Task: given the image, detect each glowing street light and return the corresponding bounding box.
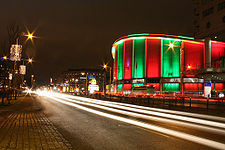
[24,28,38,43]
[3,56,7,60]
[102,63,112,93]
[28,34,33,39]
[28,58,33,63]
[25,33,35,41]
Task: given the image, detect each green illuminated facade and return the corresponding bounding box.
[112,33,225,94]
[132,38,145,79]
[117,42,124,80]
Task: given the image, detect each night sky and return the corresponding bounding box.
[0,0,200,84]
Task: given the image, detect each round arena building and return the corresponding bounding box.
[111,33,225,95]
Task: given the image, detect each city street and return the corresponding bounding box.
[35,91,225,150]
[1,1,225,150]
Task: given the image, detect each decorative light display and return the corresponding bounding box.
[112,34,225,93]
[132,38,145,79]
[10,44,22,61]
[117,41,124,80]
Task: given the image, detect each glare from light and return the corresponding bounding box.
[54,95,225,135]
[169,43,174,48]
[39,94,225,150]
[28,34,33,39]
[24,89,32,94]
[40,91,225,122]
[187,65,191,69]
[28,58,33,63]
[54,93,225,129]
[166,41,176,53]
[3,56,7,60]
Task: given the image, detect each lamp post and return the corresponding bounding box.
[103,64,112,94]
[11,30,36,92]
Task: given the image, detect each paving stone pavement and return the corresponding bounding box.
[0,96,74,150]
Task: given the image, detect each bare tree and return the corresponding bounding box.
[7,22,22,45]
[0,40,8,56]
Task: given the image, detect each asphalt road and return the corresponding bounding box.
[35,91,225,150]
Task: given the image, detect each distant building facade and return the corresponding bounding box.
[193,0,225,38]
[55,69,104,94]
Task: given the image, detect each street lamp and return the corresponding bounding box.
[28,34,33,40]
[28,58,33,63]
[103,64,112,94]
[15,29,37,90]
[3,56,7,60]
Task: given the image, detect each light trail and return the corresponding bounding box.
[51,93,225,129]
[59,93,225,122]
[38,93,225,150]
[53,94,225,135]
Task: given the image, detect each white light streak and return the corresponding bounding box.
[60,93,225,122]
[55,95,225,135]
[53,93,225,129]
[42,95,225,150]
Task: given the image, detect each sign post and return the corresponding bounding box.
[204,82,211,97]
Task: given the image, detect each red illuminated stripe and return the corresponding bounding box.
[123,84,132,91]
[184,83,203,91]
[145,38,147,78]
[123,39,133,79]
[114,45,118,81]
[183,41,204,74]
[211,83,224,90]
[146,38,161,78]
[211,42,225,67]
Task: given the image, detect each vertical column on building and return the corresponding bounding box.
[123,39,133,92]
[117,41,124,93]
[146,38,161,92]
[132,38,145,86]
[161,39,181,92]
[204,37,212,97]
[205,37,211,68]
[113,44,118,93]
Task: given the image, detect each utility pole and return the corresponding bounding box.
[109,67,112,93]
[103,70,106,95]
[85,73,88,95]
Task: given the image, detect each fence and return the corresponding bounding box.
[84,93,225,110]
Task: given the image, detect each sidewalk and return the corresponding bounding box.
[0,95,73,150]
